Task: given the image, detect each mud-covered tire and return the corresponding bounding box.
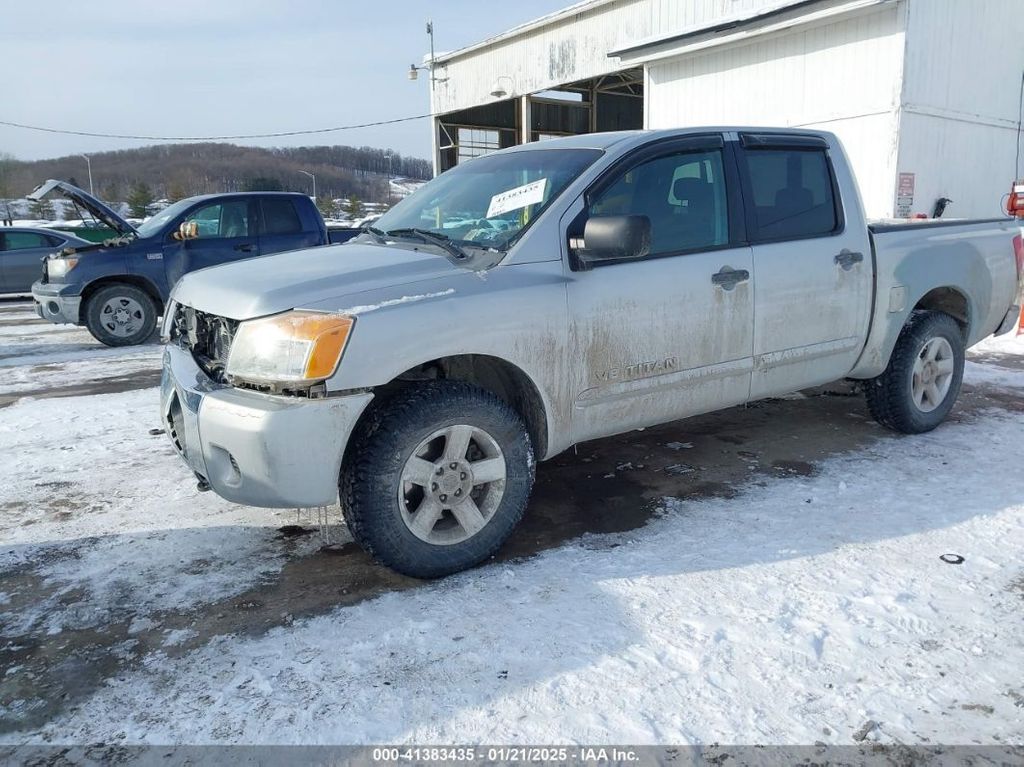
[864,310,965,434]
[84,283,157,347]
[340,381,535,579]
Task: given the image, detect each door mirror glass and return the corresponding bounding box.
[577,215,651,267]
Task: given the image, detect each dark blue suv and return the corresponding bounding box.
[29,180,353,346]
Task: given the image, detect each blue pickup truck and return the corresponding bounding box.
[29,180,358,346]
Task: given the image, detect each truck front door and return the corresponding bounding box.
[566,136,755,445]
[164,199,260,286]
[736,134,873,398]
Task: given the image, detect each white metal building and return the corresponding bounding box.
[427,0,1024,219]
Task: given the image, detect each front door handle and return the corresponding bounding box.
[711,267,750,291]
[234,243,255,253]
[834,249,864,270]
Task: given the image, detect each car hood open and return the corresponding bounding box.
[28,179,137,238]
[171,242,470,320]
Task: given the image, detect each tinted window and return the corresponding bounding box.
[589,149,730,256]
[744,149,838,240]
[184,201,250,238]
[3,232,52,250]
[261,199,302,235]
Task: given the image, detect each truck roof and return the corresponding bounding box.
[499,126,839,153]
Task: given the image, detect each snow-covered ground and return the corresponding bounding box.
[1,305,1022,745]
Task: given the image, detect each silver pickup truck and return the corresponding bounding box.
[161,127,1023,578]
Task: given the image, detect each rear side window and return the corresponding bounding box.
[260,199,302,235]
[743,149,838,241]
[2,232,52,250]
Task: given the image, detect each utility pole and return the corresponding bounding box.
[80,154,94,195]
[299,170,316,200]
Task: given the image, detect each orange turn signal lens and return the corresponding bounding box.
[297,313,355,379]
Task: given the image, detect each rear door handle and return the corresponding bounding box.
[234,243,255,253]
[834,249,864,270]
[711,267,750,291]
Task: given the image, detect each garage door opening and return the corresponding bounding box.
[436,67,643,173]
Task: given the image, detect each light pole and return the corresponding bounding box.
[408,20,448,96]
[299,170,316,200]
[80,154,94,195]
[385,151,394,206]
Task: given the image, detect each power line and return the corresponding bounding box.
[0,113,434,142]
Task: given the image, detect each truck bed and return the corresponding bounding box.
[849,217,1020,378]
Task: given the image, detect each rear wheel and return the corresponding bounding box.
[864,310,965,434]
[340,381,534,578]
[84,284,157,347]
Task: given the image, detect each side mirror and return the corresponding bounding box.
[173,220,199,241]
[576,215,651,269]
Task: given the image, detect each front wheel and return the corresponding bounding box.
[84,284,157,347]
[340,381,535,578]
[864,310,965,434]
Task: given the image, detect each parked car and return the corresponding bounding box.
[161,127,1023,578]
[28,180,349,346]
[0,227,90,294]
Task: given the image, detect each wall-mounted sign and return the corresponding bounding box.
[896,172,915,218]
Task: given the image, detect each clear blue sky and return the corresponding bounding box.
[0,0,571,162]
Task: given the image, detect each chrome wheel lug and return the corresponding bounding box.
[454,488,462,497]
[439,493,448,502]
[449,462,457,470]
[431,482,438,491]
[460,472,467,480]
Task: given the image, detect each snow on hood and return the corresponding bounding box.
[171,242,468,321]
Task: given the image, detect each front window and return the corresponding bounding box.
[589,149,730,256]
[373,148,601,251]
[184,201,251,238]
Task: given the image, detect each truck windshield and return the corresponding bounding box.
[373,148,602,251]
[135,198,195,238]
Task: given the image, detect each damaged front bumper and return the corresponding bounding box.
[32,281,82,325]
[160,343,373,508]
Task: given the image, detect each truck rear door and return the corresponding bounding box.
[736,133,872,398]
[566,134,755,444]
[257,197,325,255]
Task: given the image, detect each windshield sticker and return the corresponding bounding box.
[486,178,547,218]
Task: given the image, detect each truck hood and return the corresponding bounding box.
[28,179,137,238]
[173,242,469,320]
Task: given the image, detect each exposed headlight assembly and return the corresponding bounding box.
[226,310,354,385]
[46,256,79,279]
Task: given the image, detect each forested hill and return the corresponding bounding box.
[0,143,431,203]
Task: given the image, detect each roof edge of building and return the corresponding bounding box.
[609,0,891,62]
[433,0,618,65]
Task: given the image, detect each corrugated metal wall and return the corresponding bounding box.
[897,0,1024,219]
[432,0,787,115]
[644,3,906,218]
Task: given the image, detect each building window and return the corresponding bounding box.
[457,128,501,161]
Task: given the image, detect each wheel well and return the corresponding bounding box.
[81,276,165,317]
[914,287,969,334]
[377,354,549,458]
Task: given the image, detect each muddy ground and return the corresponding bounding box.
[1,296,1022,736]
